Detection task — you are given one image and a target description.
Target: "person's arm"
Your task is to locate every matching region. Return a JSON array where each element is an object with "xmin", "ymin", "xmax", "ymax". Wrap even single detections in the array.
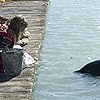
[{"xmin": 16, "ymin": 28, "xmax": 30, "ymax": 47}]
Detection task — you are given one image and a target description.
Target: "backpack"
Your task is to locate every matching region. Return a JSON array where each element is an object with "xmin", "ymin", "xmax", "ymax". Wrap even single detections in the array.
[{"xmin": 1, "ymin": 48, "xmax": 23, "ymax": 76}]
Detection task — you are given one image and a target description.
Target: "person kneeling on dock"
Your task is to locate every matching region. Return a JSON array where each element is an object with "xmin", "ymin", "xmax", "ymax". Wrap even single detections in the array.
[{"xmin": 0, "ymin": 16, "xmax": 33, "ymax": 76}]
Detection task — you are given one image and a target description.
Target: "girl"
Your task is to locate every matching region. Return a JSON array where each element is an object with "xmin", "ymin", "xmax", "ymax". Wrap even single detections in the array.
[{"xmin": 0, "ymin": 16, "xmax": 29, "ymax": 73}]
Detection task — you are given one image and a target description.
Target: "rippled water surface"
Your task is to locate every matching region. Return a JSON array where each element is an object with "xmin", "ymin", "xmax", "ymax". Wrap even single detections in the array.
[{"xmin": 32, "ymin": 0, "xmax": 100, "ymax": 100}]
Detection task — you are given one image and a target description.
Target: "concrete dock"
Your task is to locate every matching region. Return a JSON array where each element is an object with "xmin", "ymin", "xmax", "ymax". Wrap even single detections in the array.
[{"xmin": 0, "ymin": 1, "xmax": 47, "ymax": 100}]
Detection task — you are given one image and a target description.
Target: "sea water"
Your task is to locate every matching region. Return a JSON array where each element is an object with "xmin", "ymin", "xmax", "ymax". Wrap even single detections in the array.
[{"xmin": 32, "ymin": 0, "xmax": 100, "ymax": 100}]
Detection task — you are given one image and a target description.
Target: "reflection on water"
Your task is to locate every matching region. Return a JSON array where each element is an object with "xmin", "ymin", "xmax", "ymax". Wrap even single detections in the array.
[{"xmin": 32, "ymin": 0, "xmax": 100, "ymax": 100}]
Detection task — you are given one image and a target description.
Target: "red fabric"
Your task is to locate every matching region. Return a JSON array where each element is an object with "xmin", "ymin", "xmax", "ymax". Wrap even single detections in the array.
[{"xmin": 0, "ymin": 24, "xmax": 14, "ymax": 74}]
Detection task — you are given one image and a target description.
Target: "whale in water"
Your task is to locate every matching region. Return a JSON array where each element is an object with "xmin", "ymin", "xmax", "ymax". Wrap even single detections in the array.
[{"xmin": 74, "ymin": 60, "xmax": 100, "ymax": 76}]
